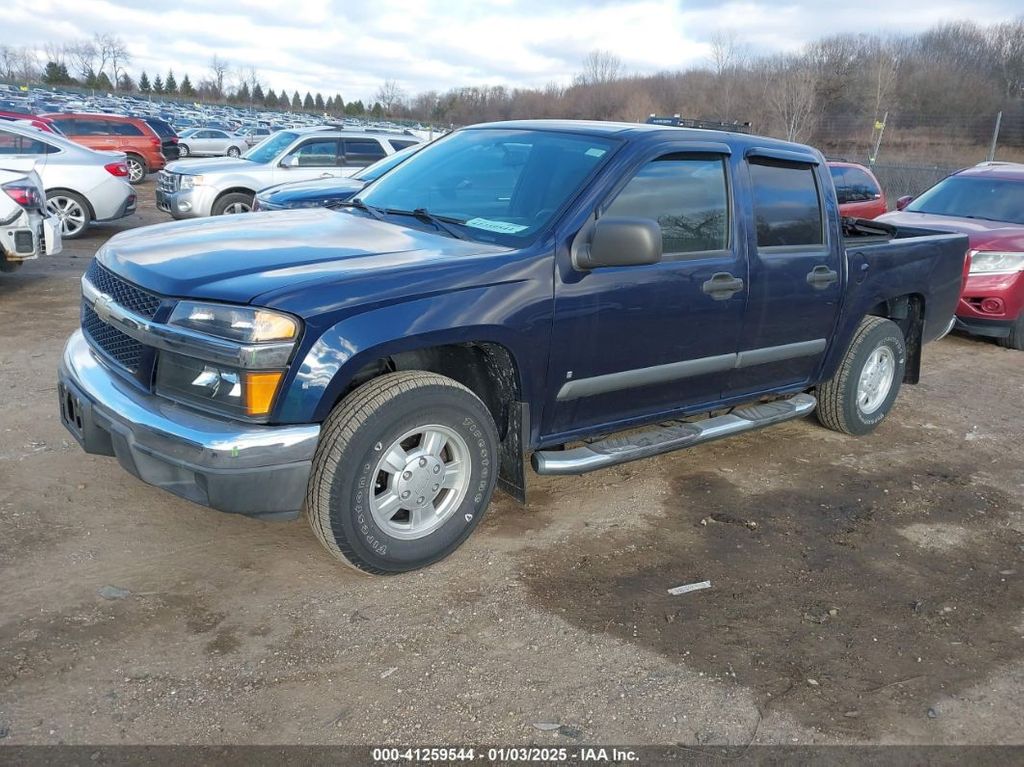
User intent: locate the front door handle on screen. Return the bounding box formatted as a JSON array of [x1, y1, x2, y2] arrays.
[[702, 272, 744, 301], [807, 265, 839, 289]]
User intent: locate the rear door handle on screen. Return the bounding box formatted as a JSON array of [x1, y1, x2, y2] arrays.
[[702, 272, 744, 300], [807, 265, 839, 289]]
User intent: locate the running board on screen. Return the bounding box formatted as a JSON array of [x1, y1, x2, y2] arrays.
[[532, 393, 817, 476]]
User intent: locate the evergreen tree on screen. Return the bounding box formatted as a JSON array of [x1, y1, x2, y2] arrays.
[[43, 62, 64, 85], [253, 83, 264, 103], [291, 91, 301, 109], [280, 92, 290, 108], [334, 93, 345, 114], [153, 74, 164, 94], [118, 73, 135, 91], [303, 91, 314, 110], [236, 82, 251, 104], [314, 92, 325, 111], [96, 72, 114, 92], [264, 87, 277, 107], [138, 71, 151, 93], [324, 96, 334, 113], [371, 101, 384, 118], [180, 74, 196, 97], [83, 69, 99, 89], [165, 70, 178, 94], [59, 64, 74, 84]]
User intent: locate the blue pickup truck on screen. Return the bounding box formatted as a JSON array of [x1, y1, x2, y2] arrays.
[[58, 120, 968, 574]]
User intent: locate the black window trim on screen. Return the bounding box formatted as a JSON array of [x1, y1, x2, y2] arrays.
[[747, 156, 829, 254], [597, 143, 736, 262]]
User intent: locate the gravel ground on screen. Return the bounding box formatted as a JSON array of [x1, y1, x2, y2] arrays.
[[1, 183, 1022, 746]]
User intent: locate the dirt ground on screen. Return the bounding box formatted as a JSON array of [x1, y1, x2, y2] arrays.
[[1, 183, 1022, 746]]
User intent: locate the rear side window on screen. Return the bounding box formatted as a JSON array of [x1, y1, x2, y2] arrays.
[[835, 166, 880, 203], [343, 138, 387, 166], [389, 139, 418, 150], [605, 155, 729, 254], [146, 119, 175, 138], [110, 121, 144, 137], [749, 160, 824, 247], [0, 129, 56, 155]]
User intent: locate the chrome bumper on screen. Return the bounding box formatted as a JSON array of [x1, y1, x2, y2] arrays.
[[154, 183, 215, 218], [58, 330, 320, 518]]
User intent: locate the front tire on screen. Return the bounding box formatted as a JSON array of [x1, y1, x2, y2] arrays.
[[816, 316, 906, 436], [178, 143, 191, 157], [227, 146, 241, 158], [996, 315, 1024, 351], [212, 192, 254, 215], [306, 371, 499, 575]]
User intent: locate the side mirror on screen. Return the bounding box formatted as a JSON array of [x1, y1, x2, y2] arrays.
[[575, 217, 662, 270], [280, 155, 300, 168], [895, 195, 914, 211]]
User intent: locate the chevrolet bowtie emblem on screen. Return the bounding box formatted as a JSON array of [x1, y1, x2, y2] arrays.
[[92, 293, 116, 323]]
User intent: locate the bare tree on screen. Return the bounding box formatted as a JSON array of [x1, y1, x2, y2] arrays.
[[576, 49, 622, 86], [43, 42, 69, 69], [375, 79, 407, 116], [93, 34, 130, 90], [709, 30, 741, 75], [67, 40, 98, 80], [867, 39, 901, 122], [209, 55, 229, 98], [761, 55, 820, 142], [990, 18, 1024, 98], [0, 46, 18, 81]]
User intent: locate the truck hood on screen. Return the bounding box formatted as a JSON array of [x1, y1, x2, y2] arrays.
[[877, 210, 1024, 252], [97, 208, 507, 306], [166, 157, 253, 175]]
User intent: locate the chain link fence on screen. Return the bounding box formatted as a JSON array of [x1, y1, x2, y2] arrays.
[[864, 161, 959, 203]]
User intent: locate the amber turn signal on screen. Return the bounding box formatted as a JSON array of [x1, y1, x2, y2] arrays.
[[244, 371, 284, 416]]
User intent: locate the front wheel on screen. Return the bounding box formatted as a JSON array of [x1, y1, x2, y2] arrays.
[[306, 371, 499, 574], [227, 146, 241, 158], [211, 192, 254, 215], [816, 316, 907, 436], [178, 143, 191, 157], [996, 314, 1024, 351]]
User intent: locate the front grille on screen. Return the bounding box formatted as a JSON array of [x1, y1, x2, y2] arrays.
[[156, 171, 180, 193], [85, 261, 162, 319], [82, 304, 144, 373]]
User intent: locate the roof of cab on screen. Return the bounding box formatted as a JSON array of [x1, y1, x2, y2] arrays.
[[464, 118, 817, 154]]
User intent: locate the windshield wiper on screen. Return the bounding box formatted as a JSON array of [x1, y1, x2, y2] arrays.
[[333, 198, 386, 221], [384, 207, 470, 240]]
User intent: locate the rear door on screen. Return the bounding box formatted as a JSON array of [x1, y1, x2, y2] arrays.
[[544, 143, 747, 439], [727, 149, 842, 396], [341, 138, 388, 176]]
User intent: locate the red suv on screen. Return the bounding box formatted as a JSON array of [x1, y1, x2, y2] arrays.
[[828, 161, 887, 219], [0, 111, 63, 134], [878, 162, 1024, 350], [40, 113, 166, 184]]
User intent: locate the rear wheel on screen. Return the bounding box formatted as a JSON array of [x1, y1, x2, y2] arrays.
[[212, 192, 254, 216], [46, 190, 90, 239], [227, 146, 241, 158], [816, 316, 906, 436], [306, 371, 499, 575], [125, 155, 147, 184], [996, 315, 1024, 351]]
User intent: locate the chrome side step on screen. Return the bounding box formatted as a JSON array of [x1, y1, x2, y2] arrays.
[[532, 393, 817, 476]]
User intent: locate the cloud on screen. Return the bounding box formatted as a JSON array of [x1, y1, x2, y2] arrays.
[[7, 0, 1022, 101]]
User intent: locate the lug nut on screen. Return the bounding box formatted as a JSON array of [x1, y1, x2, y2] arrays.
[[433, 465, 440, 474], [432, 484, 439, 492], [419, 457, 427, 467], [401, 491, 410, 499], [417, 496, 425, 505], [402, 471, 412, 479]]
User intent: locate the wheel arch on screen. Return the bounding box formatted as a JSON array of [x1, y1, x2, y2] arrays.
[[866, 292, 925, 384]]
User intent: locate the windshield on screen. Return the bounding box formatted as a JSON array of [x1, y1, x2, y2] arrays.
[[243, 130, 297, 163], [356, 144, 422, 183], [907, 175, 1024, 225], [356, 128, 617, 244]]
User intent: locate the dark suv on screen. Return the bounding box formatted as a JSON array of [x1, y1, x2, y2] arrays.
[[143, 117, 180, 162]]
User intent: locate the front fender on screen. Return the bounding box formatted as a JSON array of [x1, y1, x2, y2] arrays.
[[275, 281, 549, 423]]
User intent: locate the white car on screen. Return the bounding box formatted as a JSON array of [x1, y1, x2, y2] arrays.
[[156, 127, 422, 218], [0, 122, 137, 239], [176, 128, 249, 158], [0, 159, 61, 272]]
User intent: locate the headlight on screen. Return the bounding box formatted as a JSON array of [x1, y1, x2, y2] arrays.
[[969, 251, 1024, 275], [168, 301, 299, 343], [155, 351, 284, 418], [179, 174, 204, 189]]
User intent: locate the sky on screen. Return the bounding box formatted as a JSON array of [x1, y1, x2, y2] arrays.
[[7, 0, 1023, 103]]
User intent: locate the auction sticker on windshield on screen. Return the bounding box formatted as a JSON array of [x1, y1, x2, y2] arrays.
[[465, 218, 529, 234]]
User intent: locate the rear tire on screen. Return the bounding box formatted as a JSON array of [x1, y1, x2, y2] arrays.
[[306, 371, 499, 575], [227, 146, 241, 158], [125, 154, 147, 184], [46, 190, 91, 240], [996, 315, 1024, 351], [178, 144, 191, 157], [212, 192, 254, 216], [816, 316, 906, 436]]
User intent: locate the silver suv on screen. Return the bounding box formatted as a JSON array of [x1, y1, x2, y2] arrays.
[[156, 127, 421, 218]]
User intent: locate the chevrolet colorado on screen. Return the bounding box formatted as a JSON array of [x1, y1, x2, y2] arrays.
[[58, 120, 968, 574]]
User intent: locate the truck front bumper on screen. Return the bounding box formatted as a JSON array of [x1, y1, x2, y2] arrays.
[[57, 330, 320, 519], [155, 184, 216, 219]]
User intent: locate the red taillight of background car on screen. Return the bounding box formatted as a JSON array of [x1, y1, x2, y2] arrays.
[[2, 182, 43, 209], [105, 162, 129, 178], [150, 137, 161, 147]]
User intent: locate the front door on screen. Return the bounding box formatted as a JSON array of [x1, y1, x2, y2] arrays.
[[727, 150, 843, 396], [543, 146, 748, 440]]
